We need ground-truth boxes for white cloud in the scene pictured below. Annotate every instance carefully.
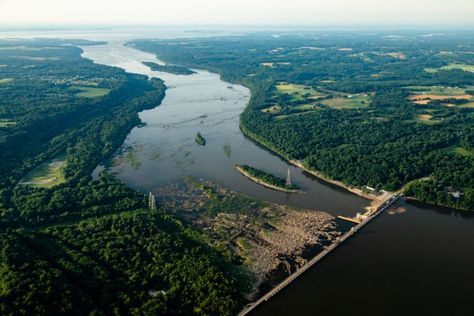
[0,0,473,26]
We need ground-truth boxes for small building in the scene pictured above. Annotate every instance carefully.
[445,187,464,199]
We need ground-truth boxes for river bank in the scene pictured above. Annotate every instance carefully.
[155,179,342,300]
[239,124,386,209]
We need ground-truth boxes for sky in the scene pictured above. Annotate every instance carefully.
[0,0,473,27]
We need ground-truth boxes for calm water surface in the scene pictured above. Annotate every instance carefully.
[82,43,369,216]
[78,40,474,315]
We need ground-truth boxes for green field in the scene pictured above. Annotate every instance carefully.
[321,94,370,109]
[451,147,474,157]
[276,83,326,101]
[0,119,16,127]
[261,105,281,113]
[404,85,472,96]
[0,46,47,51]
[20,154,67,188]
[70,85,111,98]
[0,78,13,84]
[442,146,474,157]
[460,102,474,108]
[416,114,441,125]
[425,63,474,74]
[292,104,320,111]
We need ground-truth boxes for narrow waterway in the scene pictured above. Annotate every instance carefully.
[81,42,474,316]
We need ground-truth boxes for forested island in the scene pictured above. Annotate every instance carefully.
[130,32,474,211]
[142,61,196,75]
[195,131,206,145]
[0,39,244,315]
[235,164,300,192]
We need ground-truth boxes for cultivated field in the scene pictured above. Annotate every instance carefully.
[261,105,281,114]
[276,83,326,100]
[425,63,474,73]
[0,78,13,84]
[70,85,111,98]
[321,94,370,109]
[405,86,474,105]
[20,154,67,188]
[0,119,16,127]
[449,146,474,157]
[416,114,440,125]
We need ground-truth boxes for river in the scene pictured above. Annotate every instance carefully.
[81,43,369,216]
[80,42,474,316]
[2,24,471,315]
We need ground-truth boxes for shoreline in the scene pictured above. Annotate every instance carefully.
[239,124,385,209]
[235,165,302,193]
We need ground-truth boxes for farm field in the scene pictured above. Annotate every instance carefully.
[261,105,281,113]
[449,146,474,157]
[276,83,326,100]
[416,114,441,125]
[0,78,13,84]
[0,119,16,127]
[20,154,67,188]
[404,86,472,96]
[69,85,111,98]
[320,94,371,109]
[460,102,474,108]
[405,86,474,105]
[425,63,474,73]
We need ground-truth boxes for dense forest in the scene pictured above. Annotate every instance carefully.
[0,39,245,315]
[130,32,474,210]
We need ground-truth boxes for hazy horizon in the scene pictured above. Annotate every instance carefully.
[1,0,473,27]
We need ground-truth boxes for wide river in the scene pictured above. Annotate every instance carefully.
[81,42,474,316]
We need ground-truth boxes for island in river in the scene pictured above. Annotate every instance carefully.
[235,164,301,193]
[142,61,196,75]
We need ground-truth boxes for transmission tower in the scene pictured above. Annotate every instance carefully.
[286,169,292,187]
[148,192,156,210]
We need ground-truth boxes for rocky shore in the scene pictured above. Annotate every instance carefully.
[155,179,341,299]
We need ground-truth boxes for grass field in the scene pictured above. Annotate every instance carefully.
[20,154,67,188]
[321,95,370,109]
[450,147,474,157]
[405,86,474,105]
[0,119,16,127]
[276,83,326,101]
[425,63,474,73]
[0,46,49,51]
[460,102,474,108]
[70,85,111,98]
[442,146,474,157]
[416,114,440,125]
[0,78,13,84]
[261,105,281,113]
[385,52,407,59]
[404,86,472,96]
[292,104,320,111]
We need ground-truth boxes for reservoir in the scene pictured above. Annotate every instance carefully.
[81,41,474,316]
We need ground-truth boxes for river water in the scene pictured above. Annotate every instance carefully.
[80,42,474,316]
[81,43,369,216]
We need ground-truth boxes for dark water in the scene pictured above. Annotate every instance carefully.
[252,199,474,316]
[81,43,474,315]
